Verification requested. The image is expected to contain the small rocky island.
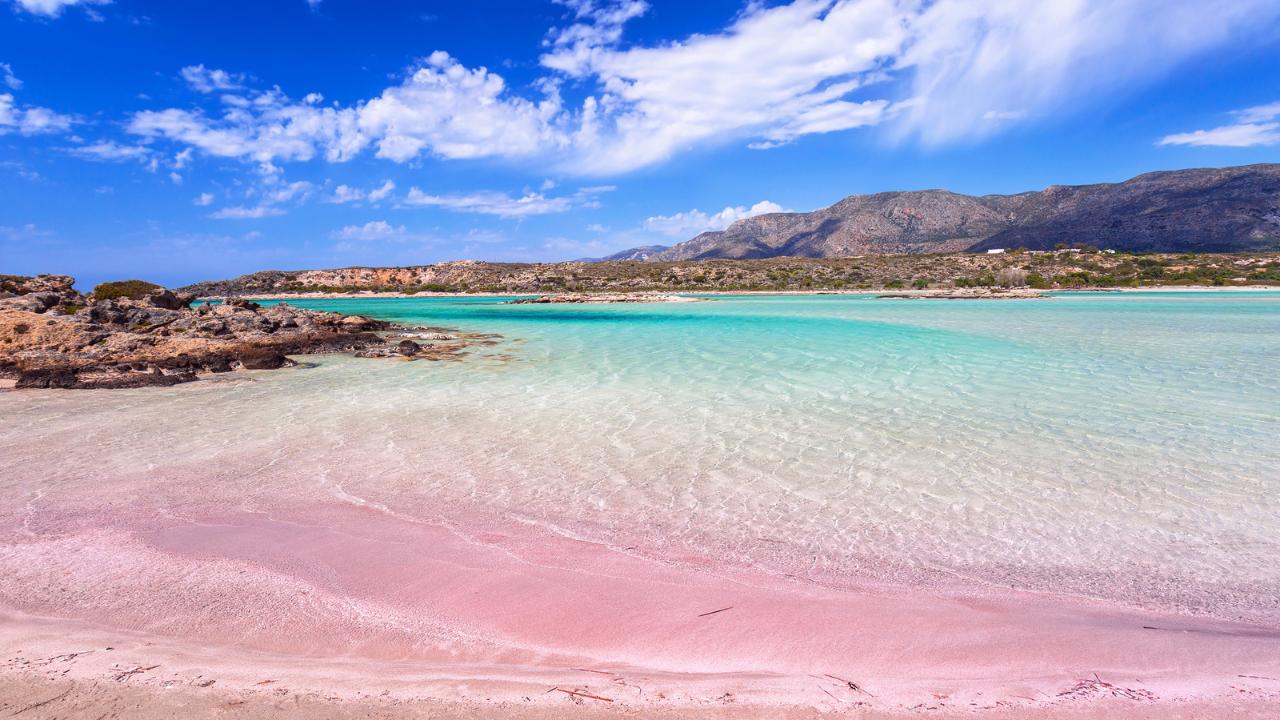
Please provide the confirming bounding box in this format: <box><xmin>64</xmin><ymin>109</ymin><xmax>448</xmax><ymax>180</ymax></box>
<box><xmin>0</xmin><ymin>275</ymin><xmax>488</xmax><ymax>390</ymax></box>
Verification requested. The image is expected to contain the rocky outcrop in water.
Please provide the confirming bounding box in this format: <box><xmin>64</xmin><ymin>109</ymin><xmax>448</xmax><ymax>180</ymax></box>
<box><xmin>0</xmin><ymin>275</ymin><xmax>478</xmax><ymax>390</ymax></box>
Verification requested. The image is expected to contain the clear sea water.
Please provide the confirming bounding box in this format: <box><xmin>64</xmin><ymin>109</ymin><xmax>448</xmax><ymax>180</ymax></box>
<box><xmin>6</xmin><ymin>292</ymin><xmax>1280</xmax><ymax>623</ymax></box>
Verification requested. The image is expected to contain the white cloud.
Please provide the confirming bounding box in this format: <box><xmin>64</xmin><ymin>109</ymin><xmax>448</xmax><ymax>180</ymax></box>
<box><xmin>544</xmin><ymin>0</ymin><xmax>649</xmax><ymax>75</ymax></box>
<box><xmin>11</xmin><ymin>0</ymin><xmax>109</xmax><ymax>17</ymax></box>
<box><xmin>327</xmin><ymin>179</ymin><xmax>395</xmax><ymax>204</ymax></box>
<box><xmin>0</xmin><ymin>93</ymin><xmax>74</xmax><ymax>136</ymax></box>
<box><xmin>180</xmin><ymin>65</ymin><xmax>243</xmax><ymax>94</ymax></box>
<box><xmin>357</xmin><ymin>51</ymin><xmax>562</xmax><ymax>162</ymax></box>
<box><xmin>329</xmin><ymin>184</ymin><xmax>363</xmax><ymax>203</ymax></box>
<box><xmin>404</xmin><ymin>189</ymin><xmax>572</xmax><ymax>218</ymax></box>
<box><xmin>263</xmin><ymin>180</ymin><xmax>314</xmax><ymax>204</ymax></box>
<box><xmin>545</xmin><ymin>0</ymin><xmax>903</xmax><ymax>172</ymax></box>
<box><xmin>123</xmin><ymin>0</ymin><xmax>1280</xmax><ymax>176</ymax></box>
<box><xmin>331</xmin><ymin>220</ymin><xmax>403</xmax><ymax>241</ymax></box>
<box><xmin>64</xmin><ymin>140</ymin><xmax>149</xmax><ymax>161</ymax></box>
<box><xmin>128</xmin><ymin>91</ymin><xmax>366</xmax><ymax>164</ymax></box>
<box><xmin>645</xmin><ymin>200</ymin><xmax>786</xmax><ymax>237</ymax></box>
<box><xmin>194</xmin><ymin>192</ymin><xmax>215</xmax><ymax>206</ymax></box>
<box><xmin>328</xmin><ymin>220</ymin><xmax>441</xmax><ymax>253</ymax></box>
<box><xmin>1</xmin><ymin>64</ymin><xmax>21</xmax><ymax>90</ymax></box>
<box><xmin>209</xmin><ymin>205</ymin><xmax>285</xmax><ymax>220</ymax></box>
<box><xmin>402</xmin><ymin>185</ymin><xmax>610</xmax><ymax>218</ymax></box>
<box><xmin>367</xmin><ymin>179</ymin><xmax>395</xmax><ymax>202</ymax></box>
<box><xmin>1160</xmin><ymin>123</ymin><xmax>1280</xmax><ymax>148</ymax></box>
<box><xmin>1159</xmin><ymin>102</ymin><xmax>1280</xmax><ymax>147</ymax></box>
<box><xmin>892</xmin><ymin>0</ymin><xmax>1280</xmax><ymax>146</ymax></box>
<box><xmin>1235</xmin><ymin>102</ymin><xmax>1280</xmax><ymax>124</ymax></box>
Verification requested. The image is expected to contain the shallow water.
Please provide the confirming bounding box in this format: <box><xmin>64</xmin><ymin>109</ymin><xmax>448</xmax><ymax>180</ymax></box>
<box><xmin>3</xmin><ymin>292</ymin><xmax>1279</xmax><ymax>625</ymax></box>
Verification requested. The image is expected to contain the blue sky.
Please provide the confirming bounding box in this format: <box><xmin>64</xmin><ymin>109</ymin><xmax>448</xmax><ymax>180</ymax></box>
<box><xmin>3</xmin><ymin>0</ymin><xmax>1280</xmax><ymax>288</ymax></box>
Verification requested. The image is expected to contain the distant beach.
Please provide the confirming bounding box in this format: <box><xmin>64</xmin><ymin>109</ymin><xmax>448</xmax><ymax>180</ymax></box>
<box><xmin>206</xmin><ymin>284</ymin><xmax>1280</xmax><ymax>301</ymax></box>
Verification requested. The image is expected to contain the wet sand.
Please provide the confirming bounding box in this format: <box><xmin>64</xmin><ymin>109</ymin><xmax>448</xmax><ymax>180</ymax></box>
<box><xmin>1</xmin><ymin>500</ymin><xmax>1277</xmax><ymax>718</ymax></box>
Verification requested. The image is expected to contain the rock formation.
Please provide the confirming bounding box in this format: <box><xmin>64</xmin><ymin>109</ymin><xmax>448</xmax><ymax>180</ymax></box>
<box><xmin>0</xmin><ymin>275</ymin><xmax>482</xmax><ymax>389</ymax></box>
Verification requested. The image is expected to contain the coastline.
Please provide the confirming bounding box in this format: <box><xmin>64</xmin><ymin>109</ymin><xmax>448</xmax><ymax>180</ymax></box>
<box><xmin>208</xmin><ymin>284</ymin><xmax>1280</xmax><ymax>301</ymax></box>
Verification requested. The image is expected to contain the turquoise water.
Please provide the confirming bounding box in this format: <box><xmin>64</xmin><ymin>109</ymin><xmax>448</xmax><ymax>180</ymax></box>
<box><xmin>8</xmin><ymin>292</ymin><xmax>1280</xmax><ymax>622</ymax></box>
<box><xmin>252</xmin><ymin>292</ymin><xmax>1280</xmax><ymax>621</ymax></box>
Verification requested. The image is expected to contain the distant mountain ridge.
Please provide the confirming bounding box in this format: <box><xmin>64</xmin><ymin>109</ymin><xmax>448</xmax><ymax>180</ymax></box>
<box><xmin>640</xmin><ymin>164</ymin><xmax>1280</xmax><ymax>261</ymax></box>
<box><xmin>578</xmin><ymin>244</ymin><xmax>670</xmax><ymax>262</ymax></box>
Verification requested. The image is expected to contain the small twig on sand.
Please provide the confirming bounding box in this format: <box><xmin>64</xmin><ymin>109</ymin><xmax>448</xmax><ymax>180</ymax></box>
<box><xmin>824</xmin><ymin>674</ymin><xmax>875</xmax><ymax>696</ymax></box>
<box><xmin>113</xmin><ymin>665</ymin><xmax>159</xmax><ymax>682</ymax></box>
<box><xmin>41</xmin><ymin>651</ymin><xmax>95</xmax><ymax>664</ymax></box>
<box><xmin>698</xmin><ymin>606</ymin><xmax>733</xmax><ymax>617</ymax></box>
<box><xmin>1238</xmin><ymin>674</ymin><xmax>1279</xmax><ymax>681</ymax></box>
<box><xmin>554</xmin><ymin>688</ymin><xmax>614</xmax><ymax>702</ymax></box>
<box><xmin>573</xmin><ymin>668</ymin><xmax>615</xmax><ymax>676</ymax></box>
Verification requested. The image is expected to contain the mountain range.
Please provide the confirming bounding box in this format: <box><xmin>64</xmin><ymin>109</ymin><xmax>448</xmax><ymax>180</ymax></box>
<box><xmin>622</xmin><ymin>164</ymin><xmax>1280</xmax><ymax>261</ymax></box>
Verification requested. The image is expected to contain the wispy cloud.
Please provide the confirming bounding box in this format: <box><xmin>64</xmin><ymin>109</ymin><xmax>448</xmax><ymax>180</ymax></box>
<box><xmin>1159</xmin><ymin>102</ymin><xmax>1280</xmax><ymax>147</ymax></box>
<box><xmin>1</xmin><ymin>63</ymin><xmax>22</xmax><ymax>91</ymax></box>
<box><xmin>0</xmin><ymin>93</ymin><xmax>74</xmax><ymax>136</ymax></box>
<box><xmin>327</xmin><ymin>179</ymin><xmax>395</xmax><ymax>204</ymax></box>
<box><xmin>209</xmin><ymin>205</ymin><xmax>286</xmax><ymax>220</ymax></box>
<box><xmin>11</xmin><ymin>0</ymin><xmax>109</xmax><ymax>18</ymax></box>
<box><xmin>65</xmin><ymin>140</ymin><xmax>150</xmax><ymax>161</ymax></box>
<box><xmin>179</xmin><ymin>65</ymin><xmax>244</xmax><ymax>94</ymax></box>
<box><xmin>332</xmin><ymin>220</ymin><xmax>400</xmax><ymax>241</ymax></box>
<box><xmin>403</xmin><ymin>185</ymin><xmax>611</xmax><ymax>218</ymax></box>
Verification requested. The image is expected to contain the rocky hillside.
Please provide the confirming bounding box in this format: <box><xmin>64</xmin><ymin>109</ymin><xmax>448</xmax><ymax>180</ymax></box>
<box><xmin>650</xmin><ymin>164</ymin><xmax>1280</xmax><ymax>260</ymax></box>
<box><xmin>181</xmin><ymin>252</ymin><xmax>1280</xmax><ymax>296</ymax></box>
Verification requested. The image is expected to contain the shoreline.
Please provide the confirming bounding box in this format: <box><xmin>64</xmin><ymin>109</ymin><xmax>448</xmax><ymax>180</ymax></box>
<box><xmin>205</xmin><ymin>284</ymin><xmax>1280</xmax><ymax>301</ymax></box>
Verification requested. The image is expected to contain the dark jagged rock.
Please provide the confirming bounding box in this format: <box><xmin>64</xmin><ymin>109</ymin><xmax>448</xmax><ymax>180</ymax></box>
<box><xmin>0</xmin><ymin>276</ymin><xmax>493</xmax><ymax>390</ymax></box>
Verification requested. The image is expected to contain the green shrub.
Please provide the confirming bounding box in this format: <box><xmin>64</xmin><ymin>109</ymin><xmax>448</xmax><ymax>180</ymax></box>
<box><xmin>93</xmin><ymin>279</ymin><xmax>163</xmax><ymax>301</ymax></box>
<box><xmin>884</xmin><ymin>279</ymin><xmax>905</xmax><ymax>289</ymax></box>
<box><xmin>912</xmin><ymin>278</ymin><xmax>930</xmax><ymax>289</ymax></box>
<box><xmin>0</xmin><ymin>275</ymin><xmax>32</xmax><ymax>294</ymax></box>
<box><xmin>1026</xmin><ymin>272</ymin><xmax>1051</xmax><ymax>289</ymax></box>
